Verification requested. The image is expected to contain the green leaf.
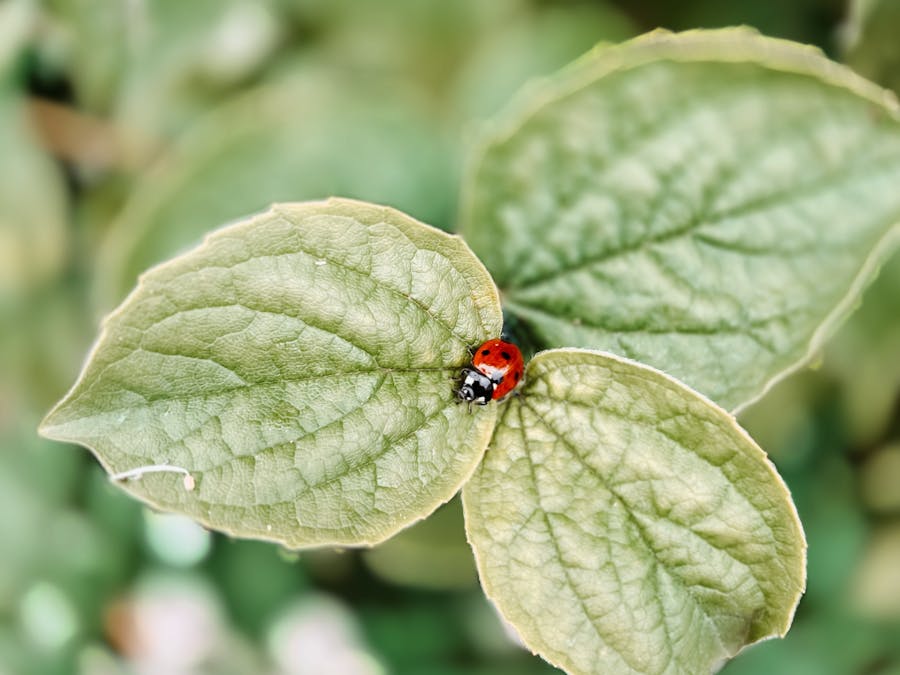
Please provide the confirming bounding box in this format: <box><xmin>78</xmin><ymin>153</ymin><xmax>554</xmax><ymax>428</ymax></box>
<box><xmin>463</xmin><ymin>349</ymin><xmax>806</xmax><ymax>675</ymax></box>
<box><xmin>93</xmin><ymin>67</ymin><xmax>451</xmax><ymax>312</ymax></box>
<box><xmin>460</xmin><ymin>28</ymin><xmax>900</xmax><ymax>411</ymax></box>
<box><xmin>40</xmin><ymin>199</ymin><xmax>502</xmax><ymax>548</ymax></box>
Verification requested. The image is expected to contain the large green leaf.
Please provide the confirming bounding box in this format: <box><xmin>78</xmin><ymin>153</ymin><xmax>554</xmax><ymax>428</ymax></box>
<box><xmin>460</xmin><ymin>28</ymin><xmax>900</xmax><ymax>411</ymax></box>
<box><xmin>40</xmin><ymin>199</ymin><xmax>502</xmax><ymax>548</ymax></box>
<box><xmin>463</xmin><ymin>349</ymin><xmax>805</xmax><ymax>675</ymax></box>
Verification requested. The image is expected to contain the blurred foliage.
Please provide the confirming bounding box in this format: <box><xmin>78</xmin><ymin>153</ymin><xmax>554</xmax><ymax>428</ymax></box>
<box><xmin>2</xmin><ymin>0</ymin><xmax>899</xmax><ymax>673</ymax></box>
<box><xmin>843</xmin><ymin>0</ymin><xmax>900</xmax><ymax>96</ymax></box>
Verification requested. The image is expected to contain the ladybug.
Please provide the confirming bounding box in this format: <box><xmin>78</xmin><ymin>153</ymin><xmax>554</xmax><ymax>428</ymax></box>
<box><xmin>456</xmin><ymin>339</ymin><xmax>524</xmax><ymax>406</ymax></box>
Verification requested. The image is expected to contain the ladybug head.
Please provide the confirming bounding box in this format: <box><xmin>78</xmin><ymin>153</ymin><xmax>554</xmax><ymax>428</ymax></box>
<box><xmin>457</xmin><ymin>367</ymin><xmax>494</xmax><ymax>405</ymax></box>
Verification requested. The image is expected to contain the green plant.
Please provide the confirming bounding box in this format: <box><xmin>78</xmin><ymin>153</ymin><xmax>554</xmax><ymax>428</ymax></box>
<box><xmin>39</xmin><ymin>28</ymin><xmax>900</xmax><ymax>675</ymax></box>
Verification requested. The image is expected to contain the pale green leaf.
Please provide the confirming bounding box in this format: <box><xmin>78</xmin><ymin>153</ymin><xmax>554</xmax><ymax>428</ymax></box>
<box><xmin>41</xmin><ymin>199</ymin><xmax>502</xmax><ymax>548</ymax></box>
<box><xmin>463</xmin><ymin>349</ymin><xmax>806</xmax><ymax>675</ymax></box>
<box><xmin>460</xmin><ymin>28</ymin><xmax>900</xmax><ymax>411</ymax></box>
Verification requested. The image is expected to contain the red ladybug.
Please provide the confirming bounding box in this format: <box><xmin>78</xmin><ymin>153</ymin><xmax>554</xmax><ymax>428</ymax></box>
<box><xmin>457</xmin><ymin>339</ymin><xmax>524</xmax><ymax>405</ymax></box>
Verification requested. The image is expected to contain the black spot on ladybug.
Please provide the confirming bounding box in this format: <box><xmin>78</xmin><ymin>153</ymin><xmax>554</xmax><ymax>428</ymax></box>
<box><xmin>481</xmin><ymin>349</ymin><xmax>490</xmax><ymax>356</ymax></box>
<box><xmin>501</xmin><ymin>351</ymin><xmax>511</xmax><ymax>361</ymax></box>
<box><xmin>514</xmin><ymin>371</ymin><xmax>521</xmax><ymax>381</ymax></box>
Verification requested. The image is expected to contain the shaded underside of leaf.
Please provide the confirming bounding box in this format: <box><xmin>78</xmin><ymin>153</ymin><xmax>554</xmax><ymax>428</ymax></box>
<box><xmin>463</xmin><ymin>349</ymin><xmax>805</xmax><ymax>675</ymax></box>
<box><xmin>41</xmin><ymin>199</ymin><xmax>502</xmax><ymax>548</ymax></box>
<box><xmin>460</xmin><ymin>27</ymin><xmax>900</xmax><ymax>411</ymax></box>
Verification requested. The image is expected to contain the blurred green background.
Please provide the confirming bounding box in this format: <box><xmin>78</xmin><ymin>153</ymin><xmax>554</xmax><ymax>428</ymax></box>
<box><xmin>2</xmin><ymin>0</ymin><xmax>899</xmax><ymax>673</ymax></box>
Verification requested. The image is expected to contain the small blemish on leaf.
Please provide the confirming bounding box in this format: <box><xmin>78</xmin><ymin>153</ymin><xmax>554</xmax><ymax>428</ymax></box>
<box><xmin>110</xmin><ymin>464</ymin><xmax>194</xmax><ymax>491</ymax></box>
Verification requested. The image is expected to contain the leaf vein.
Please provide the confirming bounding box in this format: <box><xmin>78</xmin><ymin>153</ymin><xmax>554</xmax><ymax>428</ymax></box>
<box><xmin>521</xmin><ymin>398</ymin><xmax>729</xmax><ymax>658</ymax></box>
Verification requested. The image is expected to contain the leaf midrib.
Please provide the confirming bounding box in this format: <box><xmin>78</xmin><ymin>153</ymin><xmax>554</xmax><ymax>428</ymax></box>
<box><xmin>503</xmin><ymin>139</ymin><xmax>900</xmax><ymax>296</ymax></box>
<box><xmin>42</xmin><ymin>366</ymin><xmax>460</xmax><ymax>434</ymax></box>
<box><xmin>525</xmin><ymin>383</ymin><xmax>793</xmax><ymax>607</ymax></box>
<box><xmin>518</xmin><ymin>396</ymin><xmax>730</xmax><ymax>670</ymax></box>
<box><xmin>528</xmin><ymin>384</ymin><xmax>785</xmax><ymax>570</ymax></box>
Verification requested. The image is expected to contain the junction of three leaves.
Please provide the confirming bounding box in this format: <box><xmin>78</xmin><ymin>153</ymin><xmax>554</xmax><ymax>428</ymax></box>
<box><xmin>40</xmin><ymin>28</ymin><xmax>900</xmax><ymax>675</ymax></box>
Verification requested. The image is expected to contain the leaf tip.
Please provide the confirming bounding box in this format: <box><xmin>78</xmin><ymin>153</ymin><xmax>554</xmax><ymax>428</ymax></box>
<box><xmin>36</xmin><ymin>421</ymin><xmax>65</xmax><ymax>445</ymax></box>
<box><xmin>37</xmin><ymin>403</ymin><xmax>62</xmax><ymax>440</ymax></box>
